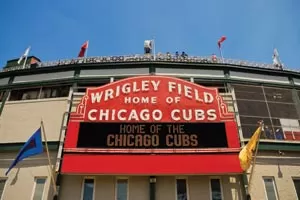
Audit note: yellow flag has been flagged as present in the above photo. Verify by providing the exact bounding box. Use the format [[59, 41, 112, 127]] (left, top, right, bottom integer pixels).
[[239, 126, 262, 171]]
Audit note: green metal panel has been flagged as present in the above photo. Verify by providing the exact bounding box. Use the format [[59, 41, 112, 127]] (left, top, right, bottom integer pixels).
[[0, 141, 59, 152], [258, 142, 300, 151], [0, 62, 299, 89]]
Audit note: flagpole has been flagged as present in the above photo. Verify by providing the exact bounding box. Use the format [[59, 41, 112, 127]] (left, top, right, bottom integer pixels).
[[41, 120, 57, 194], [247, 122, 264, 195], [219, 47, 224, 63], [22, 56, 28, 69], [85, 40, 89, 58], [22, 46, 30, 69], [152, 38, 156, 61]]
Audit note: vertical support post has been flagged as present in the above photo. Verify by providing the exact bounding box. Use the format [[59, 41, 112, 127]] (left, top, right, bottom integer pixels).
[[292, 89, 300, 120], [149, 176, 156, 200], [0, 90, 9, 116], [0, 75, 14, 116], [241, 173, 249, 199], [261, 86, 275, 133]]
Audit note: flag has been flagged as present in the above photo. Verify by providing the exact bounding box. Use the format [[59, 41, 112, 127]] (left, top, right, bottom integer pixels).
[[30, 57, 39, 65], [217, 36, 226, 48], [239, 124, 263, 171], [144, 40, 153, 54], [273, 48, 281, 67], [17, 46, 31, 64], [5, 127, 43, 175], [78, 41, 89, 57], [273, 48, 279, 57]]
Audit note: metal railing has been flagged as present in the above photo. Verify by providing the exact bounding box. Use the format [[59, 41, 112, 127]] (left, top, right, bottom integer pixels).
[[1, 53, 299, 73]]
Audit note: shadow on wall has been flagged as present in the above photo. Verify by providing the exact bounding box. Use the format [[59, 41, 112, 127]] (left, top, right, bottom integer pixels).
[[10, 167, 20, 185], [277, 164, 283, 178]]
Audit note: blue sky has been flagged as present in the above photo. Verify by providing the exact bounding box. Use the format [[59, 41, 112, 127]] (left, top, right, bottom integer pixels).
[[0, 0, 299, 69]]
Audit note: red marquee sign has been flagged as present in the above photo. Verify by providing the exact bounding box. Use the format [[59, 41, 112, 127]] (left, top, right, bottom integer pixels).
[[71, 76, 234, 122], [62, 76, 242, 174]]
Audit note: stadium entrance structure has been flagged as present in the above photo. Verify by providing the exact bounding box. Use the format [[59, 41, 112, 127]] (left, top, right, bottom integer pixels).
[[59, 76, 244, 200]]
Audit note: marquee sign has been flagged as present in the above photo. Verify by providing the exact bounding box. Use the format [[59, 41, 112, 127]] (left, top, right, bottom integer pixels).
[[62, 76, 243, 174], [71, 76, 233, 122], [77, 122, 228, 149], [64, 76, 239, 154]]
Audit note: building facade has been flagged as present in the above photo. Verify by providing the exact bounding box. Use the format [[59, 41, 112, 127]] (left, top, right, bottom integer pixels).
[[0, 54, 300, 200]]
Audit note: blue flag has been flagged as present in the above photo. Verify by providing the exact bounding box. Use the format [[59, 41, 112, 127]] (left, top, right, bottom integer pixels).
[[6, 127, 43, 175]]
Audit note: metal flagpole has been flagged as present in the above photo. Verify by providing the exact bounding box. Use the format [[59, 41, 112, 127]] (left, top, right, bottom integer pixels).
[[152, 38, 156, 61], [219, 47, 224, 63], [247, 121, 264, 195], [22, 46, 30, 69], [22, 56, 28, 69], [41, 119, 57, 195]]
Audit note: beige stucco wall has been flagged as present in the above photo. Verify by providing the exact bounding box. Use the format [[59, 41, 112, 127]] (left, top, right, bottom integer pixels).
[[95, 176, 115, 200], [246, 152, 300, 200], [0, 152, 57, 200], [59, 175, 149, 200], [179, 175, 243, 200], [59, 175, 83, 200], [129, 176, 149, 200], [0, 98, 68, 143], [188, 176, 210, 200], [156, 176, 175, 200], [58, 175, 243, 200]]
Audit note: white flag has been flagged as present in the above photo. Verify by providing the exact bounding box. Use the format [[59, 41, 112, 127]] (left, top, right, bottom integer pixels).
[[272, 48, 283, 69], [144, 40, 153, 54], [273, 48, 279, 57], [273, 55, 280, 65], [17, 46, 31, 64], [144, 40, 152, 49]]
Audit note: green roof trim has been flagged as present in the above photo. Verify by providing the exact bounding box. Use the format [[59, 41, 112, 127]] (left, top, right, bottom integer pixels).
[[258, 142, 300, 151], [0, 141, 59, 152]]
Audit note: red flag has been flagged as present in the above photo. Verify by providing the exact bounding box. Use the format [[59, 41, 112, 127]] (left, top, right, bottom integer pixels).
[[78, 41, 89, 57], [217, 36, 226, 48], [30, 57, 38, 64]]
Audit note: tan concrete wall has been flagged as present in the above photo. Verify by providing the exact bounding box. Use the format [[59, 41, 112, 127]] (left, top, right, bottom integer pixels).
[[58, 175, 243, 200], [95, 176, 115, 200], [156, 176, 175, 200], [59, 175, 83, 200], [0, 152, 56, 200], [129, 176, 149, 200], [58, 175, 117, 200], [59, 176, 149, 200], [0, 98, 68, 143], [189, 176, 210, 200], [155, 175, 243, 200], [221, 175, 243, 200], [186, 175, 243, 200], [246, 152, 300, 200]]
